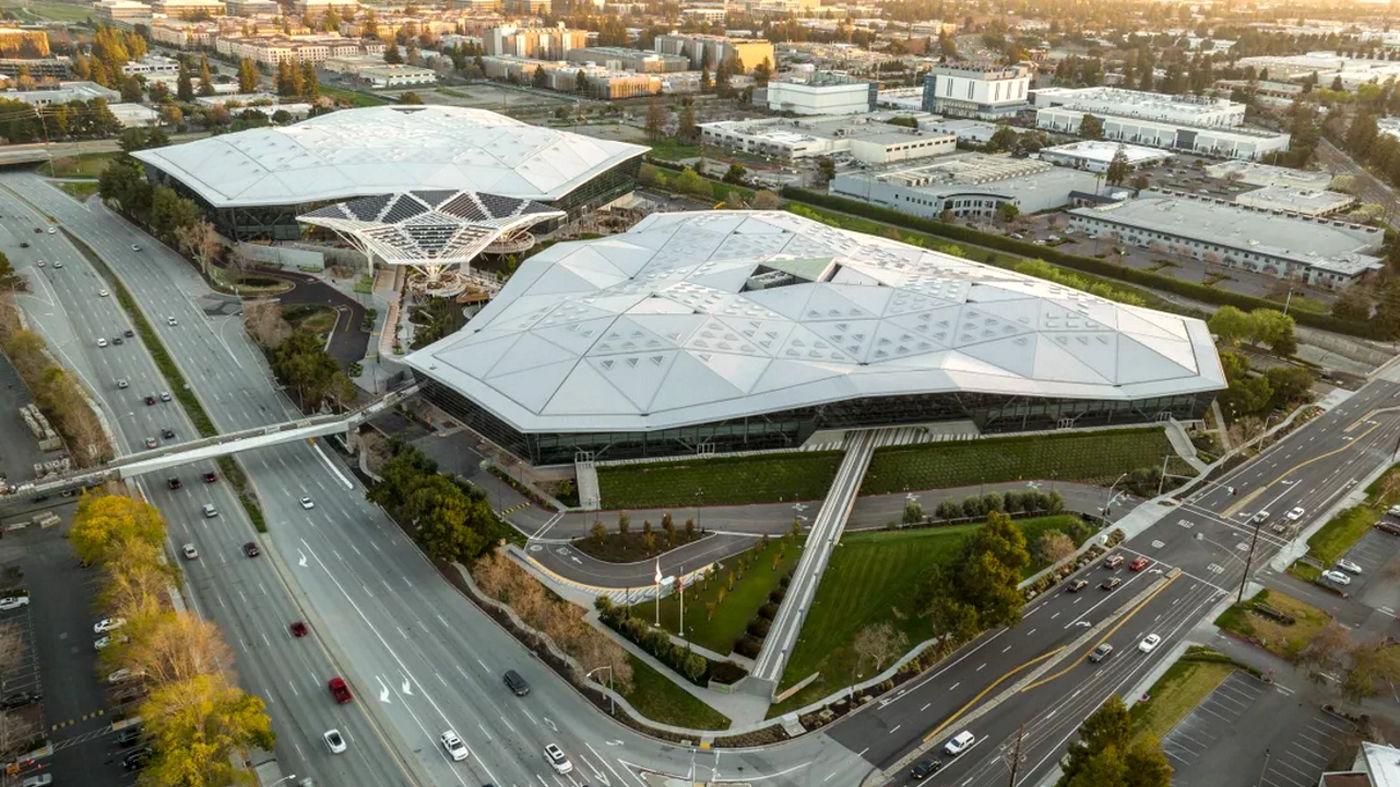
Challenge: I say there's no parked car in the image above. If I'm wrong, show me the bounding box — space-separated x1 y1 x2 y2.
94 634 128 650
441 730 469 761
1 691 40 709
1089 643 1114 663
93 617 126 634
323 729 346 754
1139 634 1161 653
943 731 975 756
0 596 30 611
1128 557 1150 572
1321 570 1352 586
1066 579 1089 593
503 670 530 696
122 746 153 770
327 676 352 703
116 726 143 747
544 743 573 774
1336 558 1363 575
107 668 146 684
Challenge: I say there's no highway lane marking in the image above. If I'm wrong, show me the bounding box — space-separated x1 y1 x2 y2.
976 663 986 672
949 682 959 690
920 647 1064 744
920 702 930 711
476 722 492 741
522 708 539 726
1001 645 1011 653
312 441 354 490
890 724 901 734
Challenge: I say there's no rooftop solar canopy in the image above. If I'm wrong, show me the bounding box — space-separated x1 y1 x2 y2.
131 105 648 209
405 211 1226 434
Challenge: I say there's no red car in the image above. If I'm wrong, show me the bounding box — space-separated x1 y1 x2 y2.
290 621 308 638
1129 556 1151 572
328 677 352 704
202 471 217 483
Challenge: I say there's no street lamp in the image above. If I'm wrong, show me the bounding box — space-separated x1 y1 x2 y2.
1103 472 1129 517
585 665 614 715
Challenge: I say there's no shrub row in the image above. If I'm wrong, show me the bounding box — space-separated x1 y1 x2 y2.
779 187 1382 340
599 603 717 686
927 489 1065 522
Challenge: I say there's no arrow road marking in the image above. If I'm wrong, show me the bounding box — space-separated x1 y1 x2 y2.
543 716 558 732
400 676 412 695
297 550 308 568
375 675 391 705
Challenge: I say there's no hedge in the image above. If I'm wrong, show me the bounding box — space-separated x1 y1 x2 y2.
780 187 1382 340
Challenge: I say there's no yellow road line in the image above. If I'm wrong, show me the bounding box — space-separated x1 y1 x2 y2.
1020 573 1180 693
1225 416 1390 518
920 646 1066 745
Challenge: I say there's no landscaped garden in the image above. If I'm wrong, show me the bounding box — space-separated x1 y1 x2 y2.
574 512 705 562
772 513 1090 714
622 655 731 730
861 427 1179 494
596 450 843 508
1215 588 1331 661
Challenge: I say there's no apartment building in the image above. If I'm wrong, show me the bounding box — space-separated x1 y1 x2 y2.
653 32 774 72
485 24 589 60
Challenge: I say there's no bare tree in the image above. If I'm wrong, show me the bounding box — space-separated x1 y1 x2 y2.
1298 621 1351 677
174 219 223 276
1034 530 1077 567
242 299 291 348
853 622 909 676
0 709 36 761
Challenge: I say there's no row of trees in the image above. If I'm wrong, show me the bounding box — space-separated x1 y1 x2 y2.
0 97 122 143
68 493 273 785
0 306 112 466
367 444 505 564
97 155 212 254
1206 306 1298 356
71 26 148 89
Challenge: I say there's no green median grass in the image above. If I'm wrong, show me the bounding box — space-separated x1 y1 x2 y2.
1130 646 1238 744
1291 464 1400 573
40 151 120 179
597 451 842 509
56 181 99 201
771 514 1086 715
861 427 1175 494
621 654 730 730
319 85 392 107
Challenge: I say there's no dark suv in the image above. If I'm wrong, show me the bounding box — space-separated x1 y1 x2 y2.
504 670 530 696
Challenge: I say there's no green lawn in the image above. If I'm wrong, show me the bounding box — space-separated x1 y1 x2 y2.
649 139 702 161
597 451 842 509
639 535 802 655
0 0 91 21
56 181 99 201
861 428 1175 495
1130 648 1236 743
620 654 730 730
283 303 337 338
1296 465 1400 567
772 514 1086 712
40 151 121 179
320 85 392 107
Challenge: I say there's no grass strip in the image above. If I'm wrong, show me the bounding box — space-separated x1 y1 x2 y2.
1129 646 1237 743
597 450 842 509
620 654 731 731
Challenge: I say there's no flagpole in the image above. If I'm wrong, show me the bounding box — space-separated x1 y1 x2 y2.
678 571 685 641
654 558 661 627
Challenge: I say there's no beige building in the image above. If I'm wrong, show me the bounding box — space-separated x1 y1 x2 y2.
150 0 226 18
653 32 773 73
485 24 589 60
215 34 384 66
95 1 153 24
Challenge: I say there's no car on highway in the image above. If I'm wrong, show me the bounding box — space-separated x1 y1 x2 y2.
1103 554 1123 569
97 337 108 348
0 596 29 611
143 437 157 449
1251 510 1271 524
124 329 134 337
441 730 469 761
166 316 178 326
181 543 198 560
242 542 260 558
1066 579 1089 593
290 621 308 637
300 496 315 510
98 289 109 297
18 242 27 248
20 772 52 787
116 378 129 389
1139 634 1161 653
503 670 530 696
943 731 975 756
1100 577 1122 591
94 617 126 634
113 336 123 345
1285 507 1306 522
144 394 157 405
46 226 55 234
544 743 573 774
122 746 153 770
202 471 217 483
327 676 352 703
1129 557 1151 572
909 759 942 779
1 691 40 709
167 477 181 490
1089 643 1114 663
160 391 172 402
202 504 217 518
35 260 44 267
323 729 346 754
161 427 175 439
1321 569 1352 586
130 244 141 251
1336 558 1363 575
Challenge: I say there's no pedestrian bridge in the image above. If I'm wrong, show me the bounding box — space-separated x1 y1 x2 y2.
4 385 418 500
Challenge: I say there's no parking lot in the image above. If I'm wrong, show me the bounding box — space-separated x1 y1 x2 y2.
1340 528 1400 616
1162 669 1355 787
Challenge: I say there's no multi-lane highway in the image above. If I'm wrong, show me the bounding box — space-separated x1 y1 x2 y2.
4 167 1397 787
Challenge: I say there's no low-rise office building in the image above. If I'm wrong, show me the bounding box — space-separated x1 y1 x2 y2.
921 63 1032 118
767 70 874 115
831 153 1102 219
150 0 226 17
1068 192 1384 289
96 0 153 24
1202 160 1332 190
653 32 774 73
1036 106 1289 161
700 115 954 163
121 54 181 78
226 0 280 14
1034 86 1246 127
1232 185 1354 217
353 63 438 88
6 81 120 106
215 34 384 66
1037 140 1172 172
564 46 690 73
0 57 70 80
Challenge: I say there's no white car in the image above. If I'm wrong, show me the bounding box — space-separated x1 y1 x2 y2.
1285 507 1306 522
441 730 469 762
94 634 128 650
1321 570 1352 586
1250 510 1271 524
130 244 141 251
944 730 975 756
1138 634 1162 653
1336 559 1363 575
96 337 108 347
544 743 573 774
35 260 45 268
300 496 315 510
106 668 145 684
52 261 62 269
46 226 55 234
166 316 178 326
182 543 199 560
117 378 129 389
0 596 29 611
323 729 346 754
93 617 126 634
98 289 109 297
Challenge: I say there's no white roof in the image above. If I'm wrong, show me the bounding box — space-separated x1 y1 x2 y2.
131 105 647 209
405 211 1225 434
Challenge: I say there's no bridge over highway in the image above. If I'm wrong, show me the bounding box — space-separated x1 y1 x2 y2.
2 384 418 499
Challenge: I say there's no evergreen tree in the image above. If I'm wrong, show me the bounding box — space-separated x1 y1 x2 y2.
176 62 194 102
197 55 215 96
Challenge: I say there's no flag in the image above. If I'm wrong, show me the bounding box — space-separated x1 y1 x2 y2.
654 558 662 586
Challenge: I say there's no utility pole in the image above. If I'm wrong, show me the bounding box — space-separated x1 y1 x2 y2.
1001 723 1027 787
1237 516 1265 604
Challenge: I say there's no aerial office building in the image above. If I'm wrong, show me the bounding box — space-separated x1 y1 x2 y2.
830 153 1102 219
132 105 647 240
921 63 1032 118
406 210 1225 465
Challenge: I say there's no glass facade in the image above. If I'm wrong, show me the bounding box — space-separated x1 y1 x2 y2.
141 157 643 242
419 376 1215 466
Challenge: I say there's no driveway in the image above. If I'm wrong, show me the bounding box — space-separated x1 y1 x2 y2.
269 270 371 369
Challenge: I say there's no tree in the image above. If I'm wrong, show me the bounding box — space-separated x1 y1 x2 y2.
997 203 1020 224
1130 173 1150 191
1207 305 1254 345
197 56 214 96
902 499 923 525
722 163 747 184
0 251 22 292
398 91 423 105
243 299 291 348
1079 113 1104 140
816 156 836 185
852 622 908 675
174 219 222 276
1297 621 1351 676
752 190 781 209
673 167 711 197
1331 287 1373 321
986 125 1018 152
1034 530 1076 567
1248 308 1296 355
644 97 668 141
1105 146 1131 186
237 57 258 93
121 611 235 685
68 493 166 567
1343 642 1400 702
1264 366 1314 409
140 673 274 786
753 57 772 86
1057 695 1171 787
952 511 1030 627
412 476 492 562
677 101 697 143
120 75 143 103
699 67 712 93
385 41 402 64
